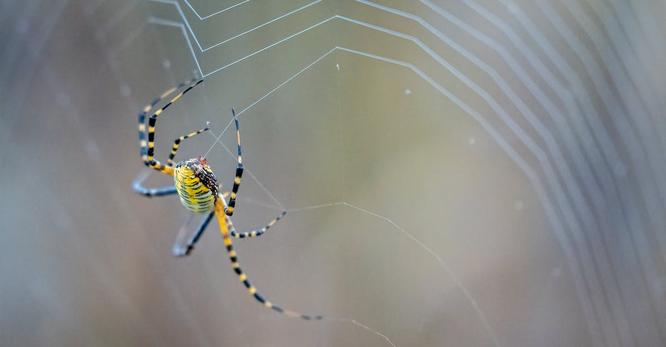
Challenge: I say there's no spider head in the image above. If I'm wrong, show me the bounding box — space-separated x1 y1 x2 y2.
198 156 209 166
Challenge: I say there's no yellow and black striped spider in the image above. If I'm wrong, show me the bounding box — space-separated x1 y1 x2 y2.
132 78 322 321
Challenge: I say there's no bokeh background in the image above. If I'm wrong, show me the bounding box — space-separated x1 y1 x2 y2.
2 0 666 346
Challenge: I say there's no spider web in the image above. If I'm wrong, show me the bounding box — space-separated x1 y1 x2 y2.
2 0 666 346
70 1 664 345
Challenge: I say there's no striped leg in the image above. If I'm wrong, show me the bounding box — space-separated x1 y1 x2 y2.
138 78 197 162
142 78 204 176
226 211 287 239
167 123 211 167
224 108 244 216
132 171 178 197
214 200 323 320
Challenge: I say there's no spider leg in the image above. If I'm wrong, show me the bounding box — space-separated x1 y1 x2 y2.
140 78 204 176
171 192 230 256
172 211 215 257
224 108 244 216
214 200 323 320
132 171 178 197
133 182 177 197
138 78 196 164
166 123 211 167
226 210 287 239
171 205 283 258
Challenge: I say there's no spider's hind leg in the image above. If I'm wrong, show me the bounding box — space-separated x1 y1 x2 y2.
213 200 323 320
172 192 229 256
172 211 215 257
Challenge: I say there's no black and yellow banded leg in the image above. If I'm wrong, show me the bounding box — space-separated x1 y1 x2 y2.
225 210 287 239
214 201 323 321
225 108 244 216
138 78 197 162
144 79 204 175
166 123 211 167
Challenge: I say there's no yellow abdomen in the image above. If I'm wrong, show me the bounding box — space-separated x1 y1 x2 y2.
173 158 219 213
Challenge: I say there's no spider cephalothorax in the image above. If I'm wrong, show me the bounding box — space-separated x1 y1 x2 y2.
174 157 220 214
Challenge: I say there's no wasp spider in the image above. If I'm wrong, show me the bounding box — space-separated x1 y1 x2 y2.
133 78 322 321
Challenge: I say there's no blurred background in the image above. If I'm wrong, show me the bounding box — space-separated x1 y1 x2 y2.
1 0 666 346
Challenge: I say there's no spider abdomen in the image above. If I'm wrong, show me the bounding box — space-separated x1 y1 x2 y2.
173 158 219 214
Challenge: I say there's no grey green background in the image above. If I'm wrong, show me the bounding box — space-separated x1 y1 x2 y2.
1 0 665 346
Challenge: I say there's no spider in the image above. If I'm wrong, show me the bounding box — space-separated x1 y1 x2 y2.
132 78 322 321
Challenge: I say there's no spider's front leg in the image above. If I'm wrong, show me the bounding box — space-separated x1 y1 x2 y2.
137 78 195 163
224 108 244 216
133 78 204 197
137 78 204 176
